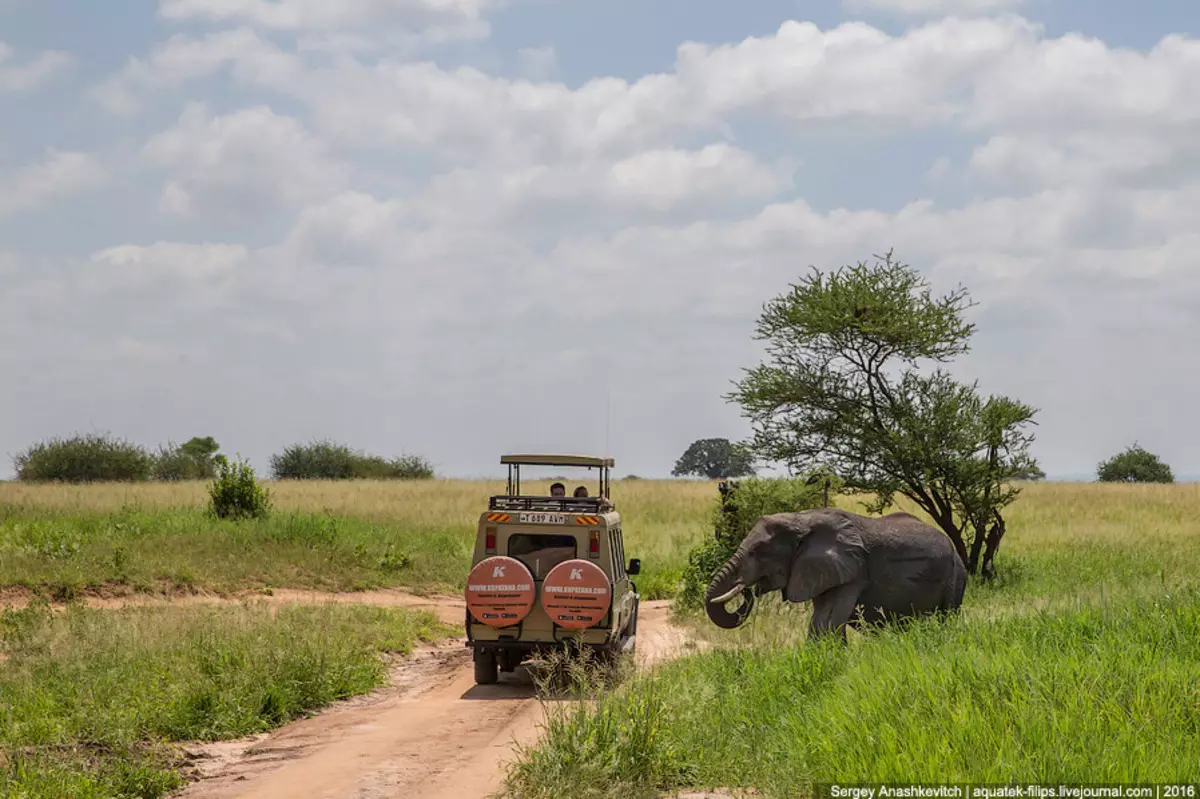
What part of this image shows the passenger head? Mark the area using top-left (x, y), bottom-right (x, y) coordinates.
top-left (550, 482), bottom-right (566, 497)
top-left (573, 486), bottom-right (589, 498)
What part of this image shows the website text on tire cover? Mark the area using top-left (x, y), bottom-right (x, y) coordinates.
top-left (464, 453), bottom-right (641, 685)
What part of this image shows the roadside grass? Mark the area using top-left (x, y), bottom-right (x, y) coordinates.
top-left (0, 478), bottom-right (716, 599)
top-left (502, 481), bottom-right (1200, 796)
top-left (0, 599), bottom-right (454, 798)
top-left (505, 591), bottom-right (1200, 798)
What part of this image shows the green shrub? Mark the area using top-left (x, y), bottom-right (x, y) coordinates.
top-left (208, 456), bottom-right (272, 520)
top-left (14, 433), bottom-right (153, 483)
top-left (1097, 443), bottom-right (1174, 484)
top-left (677, 473), bottom-right (840, 610)
top-left (270, 440), bottom-right (434, 480)
top-left (153, 436), bottom-right (222, 481)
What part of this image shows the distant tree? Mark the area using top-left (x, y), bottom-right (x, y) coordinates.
top-left (1097, 443), bottom-right (1173, 484)
top-left (154, 436), bottom-right (222, 481)
top-left (1015, 463), bottom-right (1046, 481)
top-left (672, 438), bottom-right (757, 479)
top-left (727, 251), bottom-right (1040, 578)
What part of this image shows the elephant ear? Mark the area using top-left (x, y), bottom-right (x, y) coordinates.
top-left (783, 513), bottom-right (867, 603)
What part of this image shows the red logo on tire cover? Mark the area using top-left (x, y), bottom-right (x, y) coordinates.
top-left (465, 556), bottom-right (536, 628)
top-left (541, 559), bottom-right (612, 630)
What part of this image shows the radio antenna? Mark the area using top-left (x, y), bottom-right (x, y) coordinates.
top-left (604, 388), bottom-right (611, 460)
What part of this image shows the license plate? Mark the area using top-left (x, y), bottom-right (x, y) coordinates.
top-left (518, 512), bottom-right (567, 525)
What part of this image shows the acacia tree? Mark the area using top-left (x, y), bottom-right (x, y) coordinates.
top-left (726, 251), bottom-right (1039, 577)
top-left (672, 438), bottom-right (757, 479)
top-left (1097, 443), bottom-right (1173, 483)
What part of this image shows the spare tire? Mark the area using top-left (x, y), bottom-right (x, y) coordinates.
top-left (540, 559), bottom-right (612, 629)
top-left (465, 556), bottom-right (536, 628)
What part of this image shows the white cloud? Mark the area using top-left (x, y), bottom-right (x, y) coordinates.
top-left (0, 42), bottom-right (73, 92)
top-left (968, 130), bottom-right (1200, 189)
top-left (87, 17), bottom-right (1080, 158)
top-left (90, 28), bottom-right (299, 114)
top-left (843, 0), bottom-right (1025, 16)
top-left (157, 0), bottom-right (492, 45)
top-left (141, 103), bottom-right (347, 221)
top-left (416, 144), bottom-right (794, 229)
top-left (90, 242), bottom-right (251, 290)
top-left (18, 10), bottom-right (1200, 477)
top-left (0, 150), bottom-right (108, 217)
top-left (517, 46), bottom-right (557, 81)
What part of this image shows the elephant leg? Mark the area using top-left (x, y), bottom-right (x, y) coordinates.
top-left (857, 604), bottom-right (887, 629)
top-left (808, 582), bottom-right (863, 642)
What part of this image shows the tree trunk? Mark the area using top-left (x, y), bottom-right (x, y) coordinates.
top-left (980, 513), bottom-right (1006, 579)
top-left (967, 519), bottom-right (986, 575)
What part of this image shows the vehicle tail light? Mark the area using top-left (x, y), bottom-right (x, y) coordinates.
top-left (485, 528), bottom-right (497, 553)
top-left (589, 530), bottom-right (600, 558)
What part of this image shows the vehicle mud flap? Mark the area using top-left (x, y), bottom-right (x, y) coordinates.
top-left (474, 648), bottom-right (498, 685)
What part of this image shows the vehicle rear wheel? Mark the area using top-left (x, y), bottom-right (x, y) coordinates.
top-left (474, 649), bottom-right (498, 685)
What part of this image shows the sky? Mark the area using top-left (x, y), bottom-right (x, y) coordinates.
top-left (1, 0), bottom-right (1198, 481)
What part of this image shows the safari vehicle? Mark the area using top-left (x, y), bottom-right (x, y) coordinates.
top-left (464, 454), bottom-right (641, 685)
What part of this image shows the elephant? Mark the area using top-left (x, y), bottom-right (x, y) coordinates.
top-left (704, 508), bottom-right (967, 639)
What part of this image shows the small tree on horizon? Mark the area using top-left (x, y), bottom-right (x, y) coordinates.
top-left (1097, 443), bottom-right (1173, 484)
top-left (671, 438), bottom-right (757, 479)
top-left (727, 250), bottom-right (1040, 578)
top-left (154, 435), bottom-right (223, 481)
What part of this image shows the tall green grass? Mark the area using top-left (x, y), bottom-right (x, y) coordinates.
top-left (0, 600), bottom-right (453, 798)
top-left (0, 506), bottom-right (472, 599)
top-left (504, 591), bottom-right (1200, 797)
top-left (0, 477), bottom-right (719, 599)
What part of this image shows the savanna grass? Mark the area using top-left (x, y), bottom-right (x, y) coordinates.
top-left (505, 592), bottom-right (1200, 798)
top-left (0, 599), bottom-right (454, 798)
top-left (503, 481), bottom-right (1200, 795)
top-left (0, 478), bottom-right (718, 599)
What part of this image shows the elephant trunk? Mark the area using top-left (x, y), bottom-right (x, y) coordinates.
top-left (705, 552), bottom-right (755, 629)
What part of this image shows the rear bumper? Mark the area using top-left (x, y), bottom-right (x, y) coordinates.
top-left (466, 639), bottom-right (614, 653)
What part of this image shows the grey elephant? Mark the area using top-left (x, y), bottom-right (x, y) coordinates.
top-left (704, 508), bottom-right (966, 638)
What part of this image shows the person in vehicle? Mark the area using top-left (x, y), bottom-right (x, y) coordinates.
top-left (573, 486), bottom-right (589, 498)
top-left (550, 482), bottom-right (566, 497)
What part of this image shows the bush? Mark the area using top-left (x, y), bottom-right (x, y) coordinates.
top-left (153, 437), bottom-right (222, 481)
top-left (270, 440), bottom-right (434, 480)
top-left (677, 473), bottom-right (840, 610)
top-left (209, 456), bottom-right (272, 520)
top-left (1097, 443), bottom-right (1174, 484)
top-left (14, 433), bottom-right (154, 483)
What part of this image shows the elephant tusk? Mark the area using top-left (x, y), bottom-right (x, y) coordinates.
top-left (709, 584), bottom-right (746, 605)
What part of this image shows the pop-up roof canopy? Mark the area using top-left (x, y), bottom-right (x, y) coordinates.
top-left (497, 454), bottom-right (614, 502)
top-left (500, 454), bottom-right (615, 468)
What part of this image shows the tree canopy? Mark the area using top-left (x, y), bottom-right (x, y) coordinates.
top-left (672, 438), bottom-right (757, 479)
top-left (727, 251), bottom-right (1039, 577)
top-left (1097, 443), bottom-right (1173, 484)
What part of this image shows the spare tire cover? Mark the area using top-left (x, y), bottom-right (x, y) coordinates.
top-left (541, 559), bottom-right (612, 629)
top-left (465, 556), bottom-right (536, 628)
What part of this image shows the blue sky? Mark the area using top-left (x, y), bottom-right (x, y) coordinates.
top-left (2, 0), bottom-right (1199, 480)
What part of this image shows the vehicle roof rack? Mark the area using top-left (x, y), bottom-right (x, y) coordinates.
top-left (500, 454), bottom-right (615, 468)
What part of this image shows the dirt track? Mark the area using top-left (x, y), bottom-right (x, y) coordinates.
top-left (169, 594), bottom-right (691, 799)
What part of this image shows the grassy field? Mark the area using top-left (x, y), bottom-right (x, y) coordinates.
top-left (0, 478), bottom-right (715, 601)
top-left (502, 481), bottom-right (1200, 796)
top-left (0, 599), bottom-right (453, 798)
top-left (3, 478), bottom-right (1199, 795)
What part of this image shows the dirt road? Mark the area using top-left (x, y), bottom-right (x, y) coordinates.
top-left (175, 596), bottom-right (691, 799)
